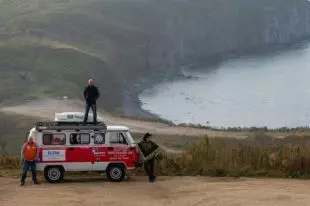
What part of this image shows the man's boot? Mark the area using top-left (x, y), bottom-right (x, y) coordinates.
top-left (20, 173), bottom-right (26, 186)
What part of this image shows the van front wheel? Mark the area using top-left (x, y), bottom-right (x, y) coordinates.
top-left (44, 166), bottom-right (64, 183)
top-left (106, 164), bottom-right (125, 182)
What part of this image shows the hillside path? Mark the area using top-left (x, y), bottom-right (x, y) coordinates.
top-left (0, 99), bottom-right (247, 139)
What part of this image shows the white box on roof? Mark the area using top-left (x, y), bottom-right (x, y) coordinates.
top-left (54, 112), bottom-right (103, 122)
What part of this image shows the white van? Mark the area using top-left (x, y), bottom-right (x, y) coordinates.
top-left (28, 112), bottom-right (141, 183)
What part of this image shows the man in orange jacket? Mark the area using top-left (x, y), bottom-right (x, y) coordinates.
top-left (20, 136), bottom-right (39, 186)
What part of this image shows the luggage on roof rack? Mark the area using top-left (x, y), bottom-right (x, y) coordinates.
top-left (54, 112), bottom-right (104, 123)
top-left (35, 121), bottom-right (107, 132)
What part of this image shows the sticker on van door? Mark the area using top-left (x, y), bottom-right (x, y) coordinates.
top-left (42, 150), bottom-right (66, 161)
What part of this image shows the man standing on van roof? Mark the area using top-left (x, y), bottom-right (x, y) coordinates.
top-left (83, 79), bottom-right (100, 124)
top-left (20, 136), bottom-right (39, 186)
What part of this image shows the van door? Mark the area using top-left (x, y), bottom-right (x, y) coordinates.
top-left (65, 132), bottom-right (93, 171)
top-left (91, 132), bottom-right (108, 171)
top-left (106, 131), bottom-right (137, 169)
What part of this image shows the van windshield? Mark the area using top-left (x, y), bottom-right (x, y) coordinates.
top-left (124, 132), bottom-right (134, 144)
top-left (109, 131), bottom-right (134, 145)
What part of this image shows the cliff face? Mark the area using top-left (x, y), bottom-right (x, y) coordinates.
top-left (261, 1), bottom-right (310, 45)
top-left (1, 0), bottom-right (310, 113)
top-left (78, 0), bottom-right (310, 78)
top-left (151, 0), bottom-right (310, 66)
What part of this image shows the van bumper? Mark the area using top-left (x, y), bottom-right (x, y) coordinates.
top-left (134, 161), bottom-right (143, 168)
top-left (36, 163), bottom-right (45, 171)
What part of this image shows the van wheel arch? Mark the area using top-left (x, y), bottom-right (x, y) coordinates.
top-left (106, 163), bottom-right (126, 182)
top-left (44, 165), bottom-right (65, 183)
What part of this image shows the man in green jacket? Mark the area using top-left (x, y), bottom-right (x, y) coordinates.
top-left (138, 133), bottom-right (160, 183)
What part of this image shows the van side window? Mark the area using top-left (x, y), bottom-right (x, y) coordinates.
top-left (43, 133), bottom-right (66, 145)
top-left (94, 133), bottom-right (105, 144)
top-left (109, 132), bottom-right (128, 145)
top-left (70, 133), bottom-right (90, 145)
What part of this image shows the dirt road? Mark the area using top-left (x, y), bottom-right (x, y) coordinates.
top-left (0, 99), bottom-right (248, 138)
top-left (1, 175), bottom-right (310, 206)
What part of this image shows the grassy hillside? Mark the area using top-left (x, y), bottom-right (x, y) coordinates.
top-left (2, 111), bottom-right (310, 178)
top-left (156, 135), bottom-right (310, 178)
top-left (2, 110), bottom-right (310, 156)
top-left (0, 112), bottom-right (40, 154)
top-left (0, 112), bottom-right (34, 154)
top-left (4, 134), bottom-right (310, 179)
top-left (0, 46), bottom-right (124, 110)
top-left (1, 0), bottom-right (310, 115)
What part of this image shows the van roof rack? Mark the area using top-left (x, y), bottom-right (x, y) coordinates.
top-left (35, 121), bottom-right (107, 132)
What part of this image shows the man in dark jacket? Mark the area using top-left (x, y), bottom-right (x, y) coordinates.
top-left (83, 79), bottom-right (100, 124)
top-left (138, 133), bottom-right (160, 183)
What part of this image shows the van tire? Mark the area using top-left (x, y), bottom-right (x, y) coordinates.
top-left (106, 164), bottom-right (125, 182)
top-left (44, 166), bottom-right (64, 183)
